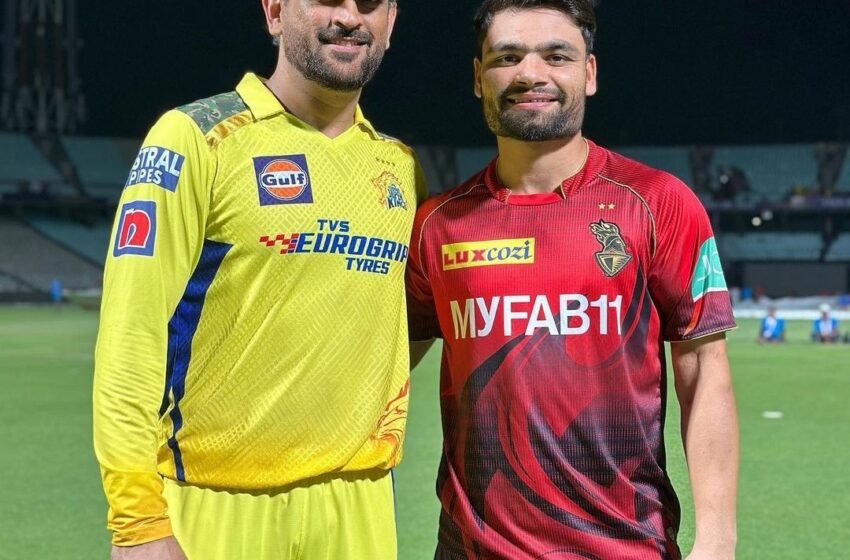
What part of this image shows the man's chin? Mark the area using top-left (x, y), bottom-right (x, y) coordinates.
top-left (494, 122), bottom-right (581, 142)
top-left (325, 49), bottom-right (363, 64)
top-left (312, 70), bottom-right (370, 92)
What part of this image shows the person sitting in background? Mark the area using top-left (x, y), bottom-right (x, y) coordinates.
top-left (811, 304), bottom-right (840, 343)
top-left (758, 306), bottom-right (785, 343)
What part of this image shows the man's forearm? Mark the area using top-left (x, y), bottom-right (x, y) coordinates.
top-left (672, 334), bottom-right (738, 558)
top-left (679, 350), bottom-right (739, 555)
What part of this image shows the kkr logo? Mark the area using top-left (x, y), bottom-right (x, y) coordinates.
top-left (113, 200), bottom-right (156, 257)
top-left (590, 220), bottom-right (631, 277)
top-left (441, 238), bottom-right (535, 271)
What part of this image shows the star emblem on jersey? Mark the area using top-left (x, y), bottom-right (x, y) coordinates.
top-left (589, 219), bottom-right (632, 277)
top-left (372, 171), bottom-right (408, 211)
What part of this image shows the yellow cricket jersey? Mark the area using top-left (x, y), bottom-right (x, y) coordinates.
top-left (93, 73), bottom-right (426, 546)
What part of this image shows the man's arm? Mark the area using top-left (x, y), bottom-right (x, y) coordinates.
top-left (94, 110), bottom-right (212, 547)
top-left (671, 332), bottom-right (738, 560)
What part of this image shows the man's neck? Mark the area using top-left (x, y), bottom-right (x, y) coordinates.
top-left (495, 134), bottom-right (588, 195)
top-left (266, 63), bottom-right (361, 139)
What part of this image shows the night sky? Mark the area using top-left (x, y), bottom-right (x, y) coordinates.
top-left (78, 1), bottom-right (850, 147)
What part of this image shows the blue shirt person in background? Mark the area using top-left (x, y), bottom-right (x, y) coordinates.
top-left (811, 304), bottom-right (840, 343)
top-left (758, 306), bottom-right (785, 343)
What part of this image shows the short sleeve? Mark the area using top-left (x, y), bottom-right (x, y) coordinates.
top-left (647, 180), bottom-right (736, 341)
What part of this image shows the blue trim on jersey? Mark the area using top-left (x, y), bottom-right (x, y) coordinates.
top-left (164, 239), bottom-right (232, 481)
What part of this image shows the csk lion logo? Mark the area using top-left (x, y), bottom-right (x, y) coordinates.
top-left (371, 171), bottom-right (408, 210)
top-left (590, 219), bottom-right (632, 277)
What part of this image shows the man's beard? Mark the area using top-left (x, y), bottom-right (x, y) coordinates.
top-left (281, 27), bottom-right (385, 91)
top-left (483, 85), bottom-right (586, 142)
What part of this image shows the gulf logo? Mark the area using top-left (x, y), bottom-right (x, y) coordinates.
top-left (254, 155), bottom-right (314, 206)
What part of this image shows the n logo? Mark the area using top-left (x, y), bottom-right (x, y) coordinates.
top-left (113, 201), bottom-right (156, 257)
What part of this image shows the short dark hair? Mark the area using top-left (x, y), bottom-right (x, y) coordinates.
top-left (473, 0), bottom-right (596, 58)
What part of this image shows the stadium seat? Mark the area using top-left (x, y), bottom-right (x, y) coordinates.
top-left (0, 218), bottom-right (103, 291)
top-left (824, 233), bottom-right (850, 262)
top-left (26, 218), bottom-right (112, 266)
top-left (834, 146), bottom-right (850, 193)
top-left (456, 147), bottom-right (497, 182)
top-left (712, 145), bottom-right (818, 202)
top-left (0, 133), bottom-right (62, 183)
top-left (718, 232), bottom-right (823, 262)
top-left (61, 136), bottom-right (139, 199)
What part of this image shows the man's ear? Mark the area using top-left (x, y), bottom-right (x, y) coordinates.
top-left (585, 53), bottom-right (598, 97)
top-left (262, 0), bottom-right (284, 40)
top-left (385, 2), bottom-right (399, 49)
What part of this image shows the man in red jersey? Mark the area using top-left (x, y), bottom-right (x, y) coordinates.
top-left (406, 1), bottom-right (739, 559)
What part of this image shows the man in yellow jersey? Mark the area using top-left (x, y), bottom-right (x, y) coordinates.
top-left (94, 1), bottom-right (424, 559)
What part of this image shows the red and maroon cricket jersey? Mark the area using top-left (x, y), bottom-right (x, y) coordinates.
top-left (406, 140), bottom-right (736, 560)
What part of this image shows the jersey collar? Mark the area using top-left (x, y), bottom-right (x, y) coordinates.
top-left (483, 139), bottom-right (606, 205)
top-left (235, 72), bottom-right (375, 133)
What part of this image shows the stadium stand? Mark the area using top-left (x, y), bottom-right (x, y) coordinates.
top-left (0, 217), bottom-right (103, 291)
top-left (712, 144), bottom-right (818, 202)
top-left (26, 217), bottom-right (111, 265)
top-left (0, 133), bottom-right (63, 183)
top-left (414, 146), bottom-right (457, 193)
top-left (0, 134), bottom-right (86, 199)
top-left (825, 233), bottom-right (850, 262)
top-left (456, 147), bottom-right (496, 183)
top-left (834, 146), bottom-right (850, 193)
top-left (0, 270), bottom-right (45, 302)
top-left (61, 136), bottom-right (138, 202)
top-left (616, 146), bottom-right (693, 185)
top-left (718, 232), bottom-right (823, 262)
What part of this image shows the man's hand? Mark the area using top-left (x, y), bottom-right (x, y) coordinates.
top-left (111, 537), bottom-right (187, 560)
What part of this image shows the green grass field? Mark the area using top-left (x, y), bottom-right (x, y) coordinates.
top-left (1, 307), bottom-right (848, 559)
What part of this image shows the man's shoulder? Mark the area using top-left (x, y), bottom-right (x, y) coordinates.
top-left (596, 145), bottom-right (705, 215)
top-left (175, 90), bottom-right (252, 140)
top-left (368, 130), bottom-right (419, 163)
top-left (597, 147), bottom-right (689, 194)
top-left (138, 90), bottom-right (251, 156)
